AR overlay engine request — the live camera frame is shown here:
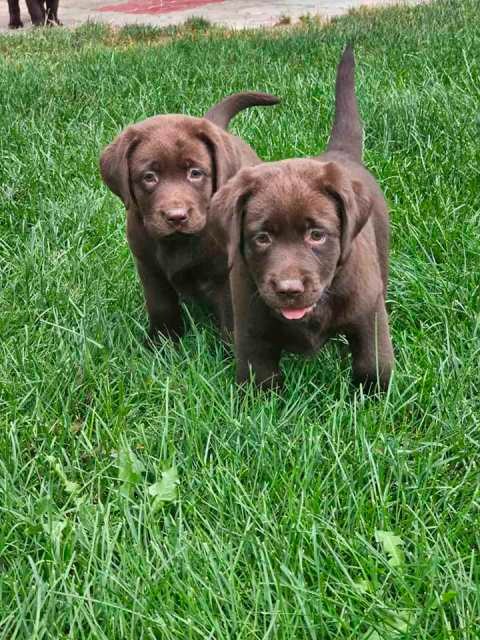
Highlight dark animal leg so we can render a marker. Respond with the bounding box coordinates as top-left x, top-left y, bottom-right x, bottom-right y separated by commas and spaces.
25, 0, 46, 26
46, 0, 62, 25
235, 332, 283, 390
8, 0, 23, 28
136, 259, 184, 344
210, 280, 234, 342
347, 299, 394, 392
